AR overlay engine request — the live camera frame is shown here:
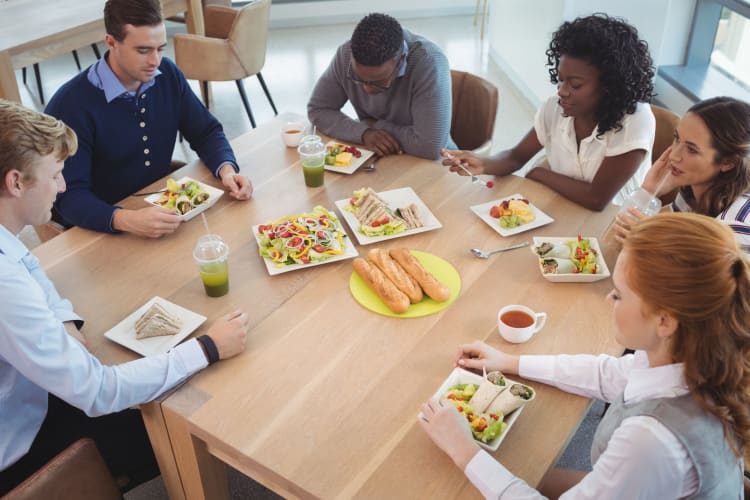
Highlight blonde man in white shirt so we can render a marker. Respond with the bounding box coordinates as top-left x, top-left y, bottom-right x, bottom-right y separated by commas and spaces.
442, 14, 656, 211
420, 212, 749, 499
0, 99, 249, 494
